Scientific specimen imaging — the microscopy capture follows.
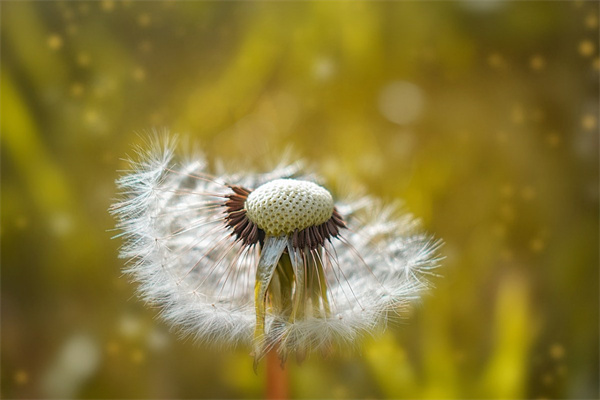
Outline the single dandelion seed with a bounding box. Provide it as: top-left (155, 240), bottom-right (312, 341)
top-left (110, 136), bottom-right (442, 368)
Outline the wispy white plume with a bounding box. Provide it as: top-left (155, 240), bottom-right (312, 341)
top-left (111, 136), bottom-right (441, 364)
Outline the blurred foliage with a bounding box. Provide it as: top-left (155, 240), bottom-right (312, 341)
top-left (1, 1), bottom-right (599, 398)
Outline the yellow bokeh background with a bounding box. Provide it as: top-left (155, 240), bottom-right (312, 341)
top-left (1, 1), bottom-right (598, 398)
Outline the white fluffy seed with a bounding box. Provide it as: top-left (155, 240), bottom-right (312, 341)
top-left (245, 179), bottom-right (334, 236)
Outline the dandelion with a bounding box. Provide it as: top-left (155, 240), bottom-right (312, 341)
top-left (111, 137), bottom-right (441, 367)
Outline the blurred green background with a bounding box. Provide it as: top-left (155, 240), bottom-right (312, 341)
top-left (1, 1), bottom-right (599, 398)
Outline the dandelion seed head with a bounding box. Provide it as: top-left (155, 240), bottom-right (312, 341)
top-left (245, 179), bottom-right (334, 236)
top-left (111, 135), bottom-right (441, 365)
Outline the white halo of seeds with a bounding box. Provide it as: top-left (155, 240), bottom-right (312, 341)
top-left (244, 179), bottom-right (334, 236)
top-left (112, 139), bottom-right (442, 365)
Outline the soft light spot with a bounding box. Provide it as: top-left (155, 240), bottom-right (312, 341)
top-left (500, 248), bottom-right (514, 261)
top-left (550, 343), bottom-right (565, 360)
top-left (496, 130), bottom-right (509, 143)
top-left (92, 77), bottom-right (118, 98)
top-left (149, 111), bottom-right (164, 125)
top-left (41, 334), bottom-right (100, 398)
top-left (332, 385), bottom-right (349, 399)
top-left (593, 57), bottom-right (600, 71)
top-left (137, 13), bottom-right (152, 27)
top-left (133, 67), bottom-right (146, 82)
top-left (456, 129), bottom-right (473, 142)
top-left (101, 0), bottom-right (115, 12)
top-left (14, 369), bottom-right (29, 385)
top-left (119, 314), bottom-right (143, 338)
top-left (390, 129), bottom-right (416, 159)
top-left (139, 40), bottom-right (153, 53)
top-left (521, 186), bottom-right (536, 201)
top-left (461, 0), bottom-right (505, 13)
top-left (62, 9), bottom-right (74, 20)
top-left (488, 52), bottom-right (506, 69)
top-left (546, 132), bottom-right (561, 148)
top-left (47, 34), bottom-right (63, 50)
top-left (66, 24), bottom-right (78, 36)
top-left (78, 3), bottom-right (90, 15)
top-left (530, 238), bottom-right (545, 253)
top-left (500, 184), bottom-right (514, 198)
top-left (147, 329), bottom-right (170, 351)
top-left (500, 204), bottom-right (515, 221)
top-left (492, 223), bottom-right (506, 238)
top-left (105, 341), bottom-right (120, 356)
top-left (313, 57), bottom-right (336, 81)
top-left (70, 83), bottom-right (84, 98)
top-left (378, 81), bottom-right (425, 125)
top-left (454, 350), bottom-right (466, 363)
top-left (77, 53), bottom-right (90, 67)
top-left (511, 105), bottom-right (525, 124)
top-left (579, 40), bottom-right (596, 57)
top-left (358, 152), bottom-right (384, 177)
top-left (15, 216), bottom-right (29, 230)
top-left (131, 349), bottom-right (146, 364)
top-left (585, 14), bottom-right (598, 29)
top-left (50, 213), bottom-right (73, 236)
top-left (582, 114), bottom-right (597, 131)
top-left (84, 109), bottom-right (99, 125)
top-left (530, 55), bottom-right (545, 71)
top-left (531, 108), bottom-right (545, 123)
top-left (420, 46), bottom-right (437, 63)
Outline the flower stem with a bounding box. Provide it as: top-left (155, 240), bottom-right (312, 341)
top-left (266, 349), bottom-right (289, 400)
